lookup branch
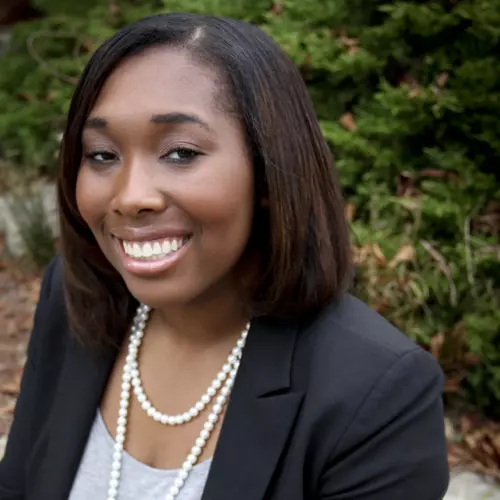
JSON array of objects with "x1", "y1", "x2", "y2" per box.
[{"x1": 26, "y1": 31, "x2": 80, "y2": 85}]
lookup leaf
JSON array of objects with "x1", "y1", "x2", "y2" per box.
[
  {"x1": 339, "y1": 112, "x2": 357, "y2": 131},
  {"x1": 436, "y1": 72, "x2": 449, "y2": 88},
  {"x1": 388, "y1": 244, "x2": 415, "y2": 268},
  {"x1": 430, "y1": 332, "x2": 445, "y2": 361},
  {"x1": 369, "y1": 243, "x2": 387, "y2": 266},
  {"x1": 338, "y1": 31, "x2": 359, "y2": 49},
  {"x1": 0, "y1": 369, "x2": 22, "y2": 396},
  {"x1": 271, "y1": 1, "x2": 284, "y2": 15},
  {"x1": 108, "y1": 0, "x2": 120, "y2": 18},
  {"x1": 345, "y1": 203, "x2": 356, "y2": 222}
]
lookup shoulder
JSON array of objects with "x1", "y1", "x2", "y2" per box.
[
  {"x1": 297, "y1": 293, "x2": 439, "y2": 377},
  {"x1": 293, "y1": 295, "x2": 449, "y2": 498},
  {"x1": 292, "y1": 293, "x2": 444, "y2": 430},
  {"x1": 306, "y1": 293, "x2": 420, "y2": 356}
]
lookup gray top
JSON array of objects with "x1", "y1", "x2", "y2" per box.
[{"x1": 69, "y1": 411, "x2": 212, "y2": 500}]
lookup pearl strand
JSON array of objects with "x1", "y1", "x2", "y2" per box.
[
  {"x1": 106, "y1": 304, "x2": 249, "y2": 500},
  {"x1": 131, "y1": 323, "x2": 250, "y2": 426}
]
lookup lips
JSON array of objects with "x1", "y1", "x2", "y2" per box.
[{"x1": 111, "y1": 232, "x2": 193, "y2": 277}]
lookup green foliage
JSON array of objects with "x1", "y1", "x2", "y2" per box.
[{"x1": 0, "y1": 0, "x2": 499, "y2": 411}]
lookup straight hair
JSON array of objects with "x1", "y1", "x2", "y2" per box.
[{"x1": 57, "y1": 13, "x2": 352, "y2": 350}]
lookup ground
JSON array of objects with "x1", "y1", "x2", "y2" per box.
[{"x1": 0, "y1": 245, "x2": 41, "y2": 450}]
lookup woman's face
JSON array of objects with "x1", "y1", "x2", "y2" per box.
[{"x1": 76, "y1": 48, "x2": 254, "y2": 308}]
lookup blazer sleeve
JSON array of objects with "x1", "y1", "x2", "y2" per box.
[
  {"x1": 319, "y1": 348, "x2": 450, "y2": 500},
  {"x1": 0, "y1": 257, "x2": 58, "y2": 499}
]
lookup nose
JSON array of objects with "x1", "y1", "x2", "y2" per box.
[{"x1": 110, "y1": 159, "x2": 166, "y2": 217}]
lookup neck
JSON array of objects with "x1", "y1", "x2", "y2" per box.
[{"x1": 147, "y1": 282, "x2": 249, "y2": 350}]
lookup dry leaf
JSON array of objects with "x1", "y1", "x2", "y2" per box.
[
  {"x1": 389, "y1": 244, "x2": 415, "y2": 268},
  {"x1": 108, "y1": 0, "x2": 120, "y2": 17},
  {"x1": 271, "y1": 1, "x2": 284, "y2": 14},
  {"x1": 430, "y1": 332, "x2": 445, "y2": 361},
  {"x1": 370, "y1": 243, "x2": 387, "y2": 266},
  {"x1": 436, "y1": 72, "x2": 449, "y2": 88},
  {"x1": 0, "y1": 369, "x2": 22, "y2": 396},
  {"x1": 339, "y1": 112, "x2": 357, "y2": 131},
  {"x1": 409, "y1": 87, "x2": 421, "y2": 98},
  {"x1": 344, "y1": 203, "x2": 356, "y2": 222},
  {"x1": 338, "y1": 31, "x2": 359, "y2": 48},
  {"x1": 444, "y1": 377, "x2": 462, "y2": 393},
  {"x1": 347, "y1": 45, "x2": 360, "y2": 56}
]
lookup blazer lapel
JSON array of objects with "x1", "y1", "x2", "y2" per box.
[
  {"x1": 32, "y1": 334, "x2": 115, "y2": 500},
  {"x1": 30, "y1": 316, "x2": 303, "y2": 500},
  {"x1": 202, "y1": 317, "x2": 304, "y2": 500}
]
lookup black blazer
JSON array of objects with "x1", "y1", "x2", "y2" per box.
[{"x1": 0, "y1": 256, "x2": 449, "y2": 499}]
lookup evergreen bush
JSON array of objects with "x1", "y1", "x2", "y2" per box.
[{"x1": 0, "y1": 0, "x2": 499, "y2": 413}]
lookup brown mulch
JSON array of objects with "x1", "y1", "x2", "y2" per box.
[
  {"x1": 0, "y1": 238, "x2": 41, "y2": 437},
  {"x1": 447, "y1": 413, "x2": 500, "y2": 481},
  {"x1": 0, "y1": 245, "x2": 498, "y2": 480}
]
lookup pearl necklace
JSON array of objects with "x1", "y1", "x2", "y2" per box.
[
  {"x1": 131, "y1": 319, "x2": 249, "y2": 426},
  {"x1": 106, "y1": 304, "x2": 250, "y2": 500}
]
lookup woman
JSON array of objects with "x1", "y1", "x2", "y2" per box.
[{"x1": 0, "y1": 12, "x2": 449, "y2": 500}]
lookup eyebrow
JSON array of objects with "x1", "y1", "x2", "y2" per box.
[{"x1": 84, "y1": 112, "x2": 212, "y2": 131}]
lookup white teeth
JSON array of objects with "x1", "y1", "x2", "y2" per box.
[
  {"x1": 153, "y1": 242, "x2": 162, "y2": 255},
  {"x1": 133, "y1": 243, "x2": 141, "y2": 258},
  {"x1": 121, "y1": 238, "x2": 187, "y2": 261},
  {"x1": 142, "y1": 243, "x2": 153, "y2": 258}
]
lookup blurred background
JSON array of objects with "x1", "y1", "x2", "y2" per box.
[{"x1": 0, "y1": 0, "x2": 499, "y2": 497}]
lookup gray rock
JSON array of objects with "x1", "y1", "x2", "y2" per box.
[
  {"x1": 0, "y1": 435, "x2": 6, "y2": 460},
  {"x1": 0, "y1": 182, "x2": 58, "y2": 257},
  {"x1": 444, "y1": 471, "x2": 500, "y2": 500}
]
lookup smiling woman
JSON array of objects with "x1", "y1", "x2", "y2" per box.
[{"x1": 0, "y1": 12, "x2": 449, "y2": 500}]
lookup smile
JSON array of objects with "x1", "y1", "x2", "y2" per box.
[{"x1": 121, "y1": 237, "x2": 190, "y2": 261}]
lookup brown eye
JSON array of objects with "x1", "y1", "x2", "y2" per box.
[
  {"x1": 84, "y1": 150, "x2": 117, "y2": 165},
  {"x1": 162, "y1": 147, "x2": 202, "y2": 165}
]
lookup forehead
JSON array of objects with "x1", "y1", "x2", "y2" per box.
[{"x1": 90, "y1": 47, "x2": 220, "y2": 119}]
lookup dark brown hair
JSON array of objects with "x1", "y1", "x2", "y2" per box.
[{"x1": 58, "y1": 13, "x2": 352, "y2": 350}]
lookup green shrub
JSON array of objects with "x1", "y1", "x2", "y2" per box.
[{"x1": 0, "y1": 0, "x2": 499, "y2": 412}]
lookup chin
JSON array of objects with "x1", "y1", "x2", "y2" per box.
[{"x1": 124, "y1": 279, "x2": 197, "y2": 310}]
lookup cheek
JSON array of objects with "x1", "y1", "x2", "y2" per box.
[{"x1": 194, "y1": 162, "x2": 254, "y2": 240}]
